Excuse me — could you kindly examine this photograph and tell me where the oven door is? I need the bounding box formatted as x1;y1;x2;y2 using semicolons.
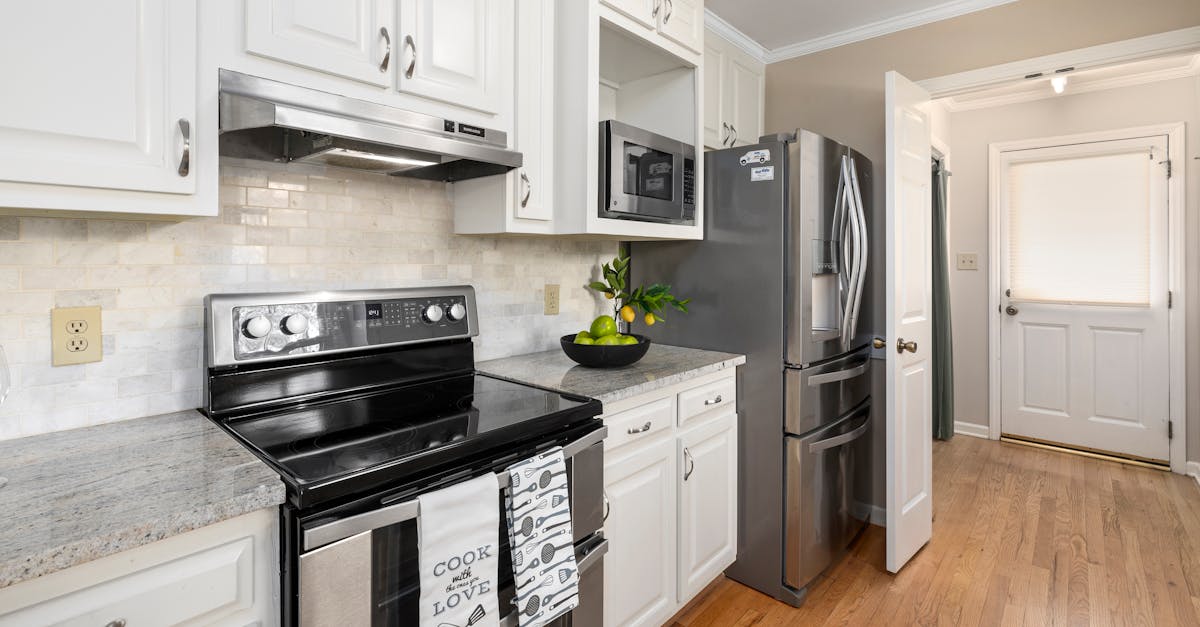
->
600;121;695;224
293;426;607;627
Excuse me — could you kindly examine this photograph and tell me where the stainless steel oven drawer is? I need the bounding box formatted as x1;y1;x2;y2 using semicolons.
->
785;346;871;436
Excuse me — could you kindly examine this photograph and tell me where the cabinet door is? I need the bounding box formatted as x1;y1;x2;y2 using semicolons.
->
725;56;763;147
601;0;658;30
0;0;196;195
702;38;725;150
397;0;512;114
657;0;704;53
604;438;677;627
678;412;738;600
512;0;553;221
245;0;394;87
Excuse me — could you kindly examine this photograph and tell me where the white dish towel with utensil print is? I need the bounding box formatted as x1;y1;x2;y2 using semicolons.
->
504;447;579;626
418;473;500;627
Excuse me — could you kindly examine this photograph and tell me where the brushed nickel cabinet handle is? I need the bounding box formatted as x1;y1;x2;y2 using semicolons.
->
683;447;695;481
520;171;531;208
602;491;610;522
627;421;652;434
105;620;127;627
652;0;660;18
664;0;673;23
704;395;722;406
379;27;391;73
176;118;190;177
404;34;416;79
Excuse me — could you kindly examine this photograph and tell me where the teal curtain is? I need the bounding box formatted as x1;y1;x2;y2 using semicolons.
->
932;161;955;440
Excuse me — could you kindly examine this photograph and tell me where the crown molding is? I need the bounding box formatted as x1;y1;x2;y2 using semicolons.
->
942;53;1200;112
920;26;1200;97
703;8;768;63
762;0;1016;64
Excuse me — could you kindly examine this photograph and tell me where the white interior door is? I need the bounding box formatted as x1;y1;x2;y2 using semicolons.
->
884;71;933;574
998;135;1171;462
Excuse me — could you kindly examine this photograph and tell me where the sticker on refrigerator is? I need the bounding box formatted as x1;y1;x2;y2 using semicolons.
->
739;149;771;166
750;166;775;181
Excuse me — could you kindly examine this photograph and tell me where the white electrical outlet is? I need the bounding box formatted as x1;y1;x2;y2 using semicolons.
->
956;253;979;271
52;306;102;366
544;284;560;315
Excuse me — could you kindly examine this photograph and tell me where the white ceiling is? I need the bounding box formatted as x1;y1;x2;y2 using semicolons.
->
939;52;1200;111
705;0;1016;63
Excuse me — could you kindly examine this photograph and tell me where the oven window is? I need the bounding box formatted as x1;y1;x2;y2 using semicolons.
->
623;142;673;202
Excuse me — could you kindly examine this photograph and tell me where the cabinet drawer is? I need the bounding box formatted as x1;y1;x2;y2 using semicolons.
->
604;396;674;452
677;377;736;426
0;537;256;627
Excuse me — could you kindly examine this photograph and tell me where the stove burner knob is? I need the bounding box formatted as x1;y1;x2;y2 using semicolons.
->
422;304;444;324
447;302;467;322
281;314;309;335
243;315;272;339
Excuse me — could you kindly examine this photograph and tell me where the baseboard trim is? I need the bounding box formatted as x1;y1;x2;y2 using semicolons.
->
1188;461;1200;489
853;500;887;527
954;421;990;439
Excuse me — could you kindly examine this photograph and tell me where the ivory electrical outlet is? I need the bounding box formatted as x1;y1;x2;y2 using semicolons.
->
52;306;102;366
956;253;979;271
544;284;560;315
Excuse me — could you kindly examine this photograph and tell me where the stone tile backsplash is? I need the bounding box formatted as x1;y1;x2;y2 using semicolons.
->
0;159;616;440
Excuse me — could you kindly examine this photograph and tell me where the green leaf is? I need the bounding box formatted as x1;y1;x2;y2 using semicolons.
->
588;281;609;292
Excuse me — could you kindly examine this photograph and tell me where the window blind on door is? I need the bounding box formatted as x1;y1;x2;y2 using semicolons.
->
1007;151;1152;306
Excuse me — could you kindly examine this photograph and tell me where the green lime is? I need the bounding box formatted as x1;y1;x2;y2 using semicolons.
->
574;331;593;342
619;335;639;345
594;335;623;346
589;315;618;338
574;336;596;345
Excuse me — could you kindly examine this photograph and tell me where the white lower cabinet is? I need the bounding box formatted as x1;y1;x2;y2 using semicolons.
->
0;509;278;627
677;411;738;600
604;437;677;627
603;371;739;626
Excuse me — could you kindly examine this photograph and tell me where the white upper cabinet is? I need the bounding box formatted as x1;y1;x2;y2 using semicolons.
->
600;0;658;30
245;0;395;87
657;0;704;54
0;0;197;196
703;27;764;149
396;0;512;115
511;0;553;222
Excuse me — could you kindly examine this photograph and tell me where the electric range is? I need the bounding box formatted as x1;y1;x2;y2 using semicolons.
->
201;286;607;626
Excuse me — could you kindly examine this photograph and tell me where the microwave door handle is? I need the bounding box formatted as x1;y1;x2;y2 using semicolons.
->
304;427;608;551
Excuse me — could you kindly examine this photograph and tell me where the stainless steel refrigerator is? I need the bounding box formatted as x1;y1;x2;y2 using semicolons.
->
630;129;874;605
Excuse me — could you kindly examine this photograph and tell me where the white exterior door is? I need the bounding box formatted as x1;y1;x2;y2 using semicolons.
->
657;0;704;53
0;0;196;195
604;438;676;627
998;135;1171;462
884;71;933;574
676;413;737;601
397;0;512;114
245;0;395;87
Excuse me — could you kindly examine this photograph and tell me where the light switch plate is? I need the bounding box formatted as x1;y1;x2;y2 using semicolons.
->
51;306;102;366
956;253;979;271
544;284;560;315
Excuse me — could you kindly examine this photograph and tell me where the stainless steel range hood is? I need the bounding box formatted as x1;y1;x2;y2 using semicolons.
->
218;70;521;182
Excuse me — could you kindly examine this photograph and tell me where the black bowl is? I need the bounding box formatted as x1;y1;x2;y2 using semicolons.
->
560;334;652;368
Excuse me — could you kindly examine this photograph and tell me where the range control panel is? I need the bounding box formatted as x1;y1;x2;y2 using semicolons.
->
207;287;477;367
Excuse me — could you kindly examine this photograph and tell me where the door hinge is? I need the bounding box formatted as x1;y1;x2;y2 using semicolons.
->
1162;159;1172;178
1168;291;1173;308
1168;420;1174;440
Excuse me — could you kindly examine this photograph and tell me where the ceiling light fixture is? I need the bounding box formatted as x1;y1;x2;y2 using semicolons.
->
1050;75;1068;94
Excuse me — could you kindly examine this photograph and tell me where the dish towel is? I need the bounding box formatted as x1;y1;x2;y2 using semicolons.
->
419;474;500;627
505;447;580;626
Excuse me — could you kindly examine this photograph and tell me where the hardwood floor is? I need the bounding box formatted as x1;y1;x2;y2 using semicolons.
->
669;436;1200;626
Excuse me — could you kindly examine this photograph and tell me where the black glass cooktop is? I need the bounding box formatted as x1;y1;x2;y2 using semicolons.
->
224;372;600;507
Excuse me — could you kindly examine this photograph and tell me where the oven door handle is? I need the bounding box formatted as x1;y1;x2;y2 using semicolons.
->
499;536;608;627
302;426;607;551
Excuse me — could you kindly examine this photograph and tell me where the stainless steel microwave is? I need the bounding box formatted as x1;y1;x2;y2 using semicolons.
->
599;120;696;225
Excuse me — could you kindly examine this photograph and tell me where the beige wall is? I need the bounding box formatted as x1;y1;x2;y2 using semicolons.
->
0;159;615;441
945;76;1200;452
763;0;1200;466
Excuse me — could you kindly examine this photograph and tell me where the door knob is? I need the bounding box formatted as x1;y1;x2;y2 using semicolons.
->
896;338;917;354
1005;305;1019;316
872;337;886;349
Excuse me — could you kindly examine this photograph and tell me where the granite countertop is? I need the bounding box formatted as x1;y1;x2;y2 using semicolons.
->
0;410;285;590
478;344;745;404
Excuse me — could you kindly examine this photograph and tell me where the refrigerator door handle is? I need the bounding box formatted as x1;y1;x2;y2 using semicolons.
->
806;359;870;386
807;406;871;454
839;156;865;351
846;157;869;345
